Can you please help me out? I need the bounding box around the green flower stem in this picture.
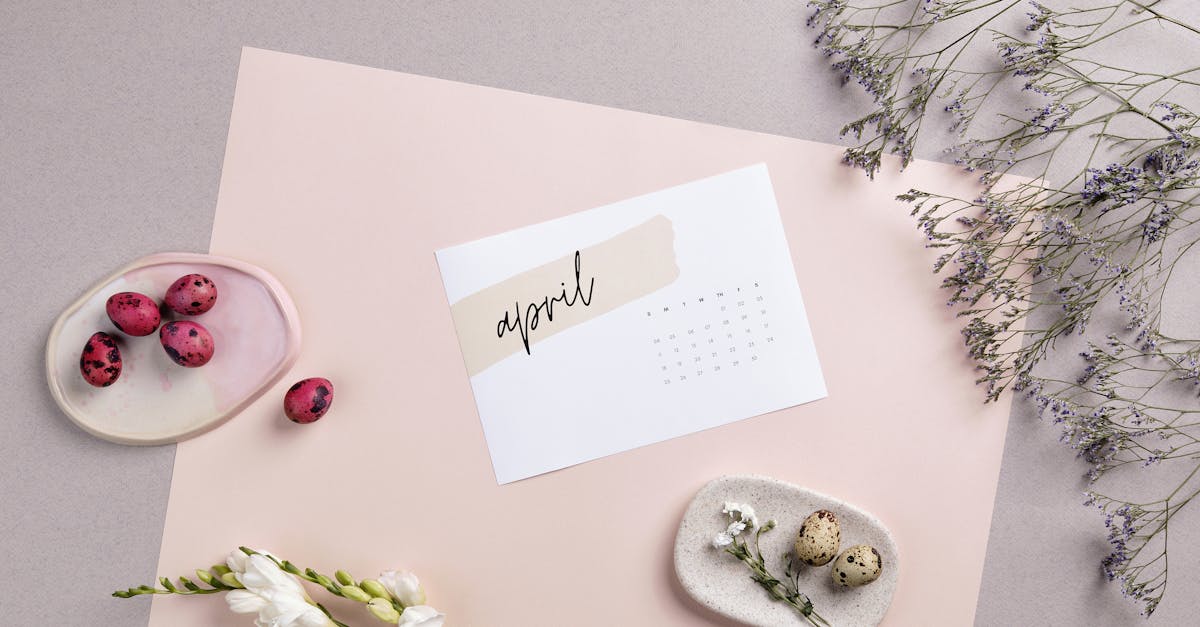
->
[315,602,352,627]
[241,548,407,622]
[113,548,401,627]
[722,526,832,627]
[1127,1,1200,37]
[112,573,235,598]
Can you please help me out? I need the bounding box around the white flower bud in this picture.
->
[367,597,401,623]
[378,570,426,607]
[342,585,373,603]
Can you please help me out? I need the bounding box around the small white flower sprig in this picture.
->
[713,503,832,627]
[113,547,444,627]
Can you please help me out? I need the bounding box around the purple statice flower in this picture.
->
[1081,163,1146,210]
[945,90,972,133]
[1027,102,1073,137]
[1178,355,1200,385]
[1143,146,1199,192]
[1168,128,1196,150]
[1101,502,1141,581]
[999,32,1060,78]
[1037,211,1092,246]
[1025,1,1054,31]
[806,0,845,43]
[922,0,945,23]
[975,193,1020,230]
[830,42,894,99]
[1152,101,1194,124]
[1141,201,1174,243]
[1055,404,1127,478]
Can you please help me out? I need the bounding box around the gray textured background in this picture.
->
[2,1,1197,625]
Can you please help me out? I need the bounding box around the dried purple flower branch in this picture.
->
[808,0,1200,615]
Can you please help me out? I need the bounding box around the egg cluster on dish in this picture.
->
[81,270,335,426]
[82,274,221,388]
[793,508,883,587]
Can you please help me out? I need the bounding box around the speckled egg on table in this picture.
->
[795,509,841,566]
[165,273,218,315]
[79,332,122,387]
[159,320,215,367]
[283,377,334,424]
[105,291,161,336]
[832,544,883,587]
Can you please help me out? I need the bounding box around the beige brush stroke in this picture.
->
[451,215,679,376]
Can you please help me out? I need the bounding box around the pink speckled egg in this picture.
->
[80,332,122,387]
[159,320,214,367]
[105,292,161,336]
[283,378,334,424]
[164,273,218,315]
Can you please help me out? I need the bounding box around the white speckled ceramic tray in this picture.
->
[45,253,301,445]
[675,475,899,626]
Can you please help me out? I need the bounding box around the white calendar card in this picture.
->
[436,164,827,483]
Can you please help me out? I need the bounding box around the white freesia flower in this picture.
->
[254,592,336,627]
[224,551,333,627]
[379,570,427,606]
[227,548,254,574]
[237,554,308,598]
[398,605,446,627]
[226,589,270,615]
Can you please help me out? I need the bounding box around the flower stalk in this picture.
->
[714,503,832,626]
[807,0,1200,615]
[114,547,444,627]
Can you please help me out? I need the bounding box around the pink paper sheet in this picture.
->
[150,48,1012,626]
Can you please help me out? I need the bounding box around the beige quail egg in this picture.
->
[794,509,840,566]
[832,544,883,587]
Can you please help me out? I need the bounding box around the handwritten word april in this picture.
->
[497,251,595,355]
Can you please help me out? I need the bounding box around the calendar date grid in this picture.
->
[645,282,775,385]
